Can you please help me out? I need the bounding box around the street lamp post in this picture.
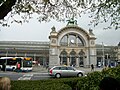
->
[5,48,9,72]
[102,42,105,67]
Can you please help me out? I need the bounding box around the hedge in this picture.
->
[11,80,72,90]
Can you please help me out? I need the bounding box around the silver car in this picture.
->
[49,66,85,78]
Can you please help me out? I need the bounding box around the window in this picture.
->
[7,59,17,65]
[69,34,76,46]
[60,67,67,70]
[53,67,60,70]
[60,35,68,46]
[67,67,74,70]
[60,33,85,47]
[23,60,32,67]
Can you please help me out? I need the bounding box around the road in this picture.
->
[0,72,51,80]
[0,66,103,80]
[0,66,51,80]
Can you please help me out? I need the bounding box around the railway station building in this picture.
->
[0,21,119,67]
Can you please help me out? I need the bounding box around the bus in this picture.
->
[0,57,33,72]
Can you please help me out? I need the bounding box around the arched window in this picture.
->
[60,35,68,46]
[60,33,84,47]
[77,36,84,46]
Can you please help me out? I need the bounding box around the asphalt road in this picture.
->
[0,66,103,80]
[0,72,51,80]
[0,66,50,80]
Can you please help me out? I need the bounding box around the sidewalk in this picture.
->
[76,67,103,74]
[32,66,103,74]
[32,66,48,73]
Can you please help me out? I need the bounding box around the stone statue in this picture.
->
[51,26,56,32]
[67,18,77,25]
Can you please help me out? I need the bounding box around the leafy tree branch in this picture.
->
[0,0,119,30]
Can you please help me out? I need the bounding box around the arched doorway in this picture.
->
[70,49,76,66]
[60,49,67,65]
[78,50,85,67]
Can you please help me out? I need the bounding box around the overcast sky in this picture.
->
[0,14,120,46]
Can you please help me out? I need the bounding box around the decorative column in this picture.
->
[67,57,70,66]
[49,26,59,68]
[88,29,97,67]
[76,57,79,67]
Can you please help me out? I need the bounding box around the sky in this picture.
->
[0,14,120,46]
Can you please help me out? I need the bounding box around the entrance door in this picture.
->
[60,50,67,65]
[70,49,76,66]
[78,50,85,67]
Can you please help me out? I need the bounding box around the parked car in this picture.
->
[49,66,85,78]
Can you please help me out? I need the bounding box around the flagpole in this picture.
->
[102,42,105,67]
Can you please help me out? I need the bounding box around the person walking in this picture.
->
[16,62,21,72]
[91,64,94,71]
[2,63,6,72]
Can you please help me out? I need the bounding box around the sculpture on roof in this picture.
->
[51,26,56,32]
[67,17,77,25]
[89,28,94,35]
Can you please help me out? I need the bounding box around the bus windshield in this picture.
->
[23,60,32,67]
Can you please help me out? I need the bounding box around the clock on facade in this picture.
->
[70,39,75,43]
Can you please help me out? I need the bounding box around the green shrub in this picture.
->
[101,66,120,79]
[40,83,72,90]
[57,77,81,90]
[77,71,103,90]
[11,79,72,90]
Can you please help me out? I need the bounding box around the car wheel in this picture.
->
[77,73,83,77]
[55,73,61,78]
[12,67,15,71]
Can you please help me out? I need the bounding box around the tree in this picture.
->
[88,0,120,30]
[0,0,119,30]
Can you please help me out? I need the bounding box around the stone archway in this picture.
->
[78,49,85,67]
[59,49,67,65]
[69,49,76,66]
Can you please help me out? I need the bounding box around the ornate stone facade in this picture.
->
[49,24,96,67]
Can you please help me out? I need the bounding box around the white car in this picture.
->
[49,66,85,78]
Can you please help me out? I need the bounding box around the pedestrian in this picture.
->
[99,77,120,90]
[0,77,11,90]
[16,62,21,72]
[91,64,94,71]
[2,63,6,72]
